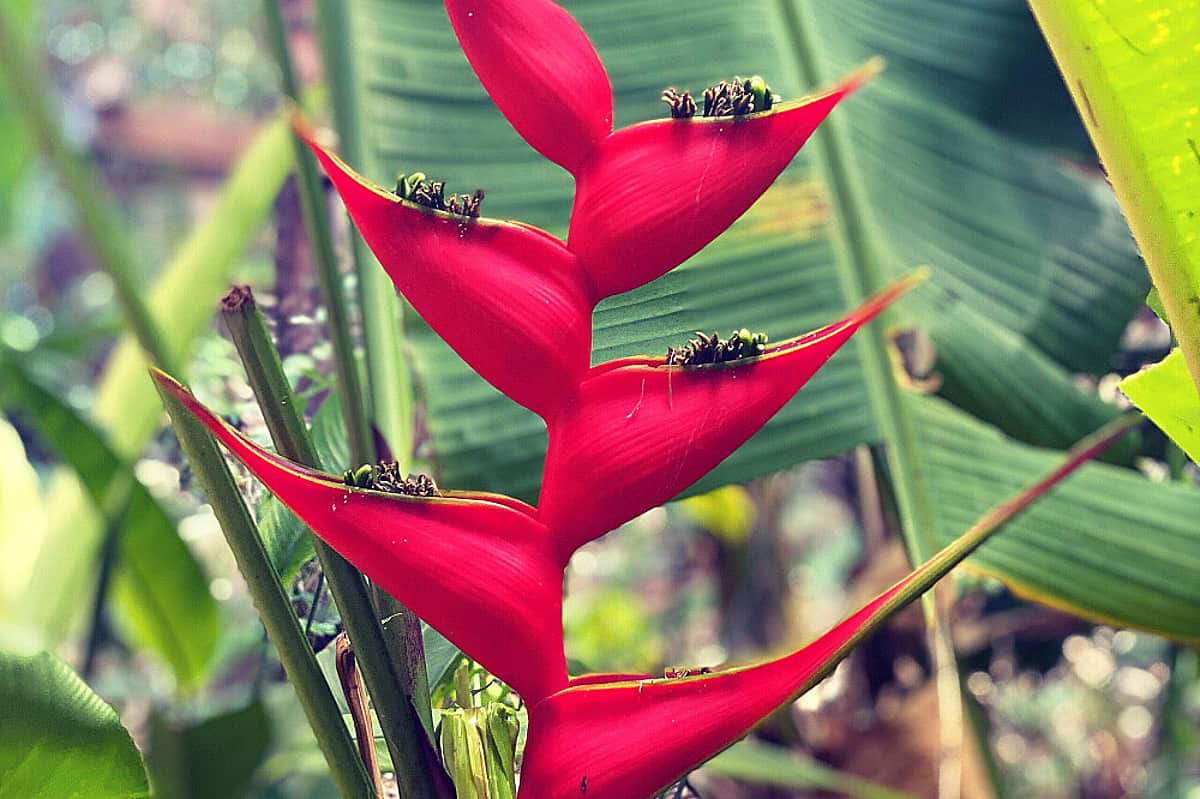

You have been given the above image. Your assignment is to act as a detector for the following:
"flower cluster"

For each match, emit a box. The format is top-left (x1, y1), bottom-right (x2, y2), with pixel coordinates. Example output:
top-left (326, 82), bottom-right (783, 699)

top-left (155, 0), bottom-right (926, 795)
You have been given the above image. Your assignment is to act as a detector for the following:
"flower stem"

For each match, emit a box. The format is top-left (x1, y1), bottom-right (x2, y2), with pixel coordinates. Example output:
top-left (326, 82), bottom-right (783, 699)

top-left (221, 290), bottom-right (449, 798)
top-left (262, 0), bottom-right (373, 464)
top-left (154, 381), bottom-right (375, 799)
top-left (311, 0), bottom-right (433, 739)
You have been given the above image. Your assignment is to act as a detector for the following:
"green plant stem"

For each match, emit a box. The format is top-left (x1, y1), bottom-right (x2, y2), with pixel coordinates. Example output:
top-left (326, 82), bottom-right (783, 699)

top-left (155, 382), bottom-right (374, 799)
top-left (221, 291), bottom-right (448, 798)
top-left (311, 0), bottom-right (431, 735)
top-left (0, 6), bottom-right (173, 374)
top-left (262, 0), bottom-right (373, 464)
top-left (779, 3), bottom-right (961, 795)
top-left (314, 0), bottom-right (415, 465)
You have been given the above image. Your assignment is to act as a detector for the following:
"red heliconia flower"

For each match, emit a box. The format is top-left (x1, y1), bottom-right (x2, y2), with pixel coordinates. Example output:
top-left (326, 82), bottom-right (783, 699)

top-left (298, 122), bottom-right (592, 419)
top-left (152, 371), bottom-right (570, 704)
top-left (444, 0), bottom-right (878, 300)
top-left (296, 2), bottom-right (874, 418)
top-left (538, 273), bottom-right (922, 562)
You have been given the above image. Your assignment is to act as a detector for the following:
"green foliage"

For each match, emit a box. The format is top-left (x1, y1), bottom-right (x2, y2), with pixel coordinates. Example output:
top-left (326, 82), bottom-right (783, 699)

top-left (30, 115), bottom-right (293, 650)
top-left (1121, 349), bottom-right (1200, 466)
top-left (0, 415), bottom-right (50, 650)
top-left (1031, 0), bottom-right (1200, 411)
top-left (704, 739), bottom-right (918, 799)
top-left (0, 651), bottom-right (149, 798)
top-left (148, 700), bottom-right (272, 799)
top-left (915, 396), bottom-right (1200, 639)
top-left (564, 589), bottom-right (662, 673)
top-left (0, 358), bottom-right (218, 687)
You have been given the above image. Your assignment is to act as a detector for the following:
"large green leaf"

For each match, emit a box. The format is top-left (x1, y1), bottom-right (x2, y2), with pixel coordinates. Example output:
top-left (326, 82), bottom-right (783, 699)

top-left (0, 651), bottom-right (149, 798)
top-left (31, 116), bottom-right (293, 648)
top-left (914, 395), bottom-right (1200, 640)
top-left (1030, 0), bottom-right (1200, 409)
top-left (0, 358), bottom-right (219, 687)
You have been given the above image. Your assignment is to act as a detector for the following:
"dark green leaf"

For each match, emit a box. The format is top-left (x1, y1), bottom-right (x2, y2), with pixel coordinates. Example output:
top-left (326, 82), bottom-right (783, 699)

top-left (914, 395), bottom-right (1200, 639)
top-left (147, 700), bottom-right (272, 799)
top-left (256, 495), bottom-right (315, 583)
top-left (422, 623), bottom-right (462, 690)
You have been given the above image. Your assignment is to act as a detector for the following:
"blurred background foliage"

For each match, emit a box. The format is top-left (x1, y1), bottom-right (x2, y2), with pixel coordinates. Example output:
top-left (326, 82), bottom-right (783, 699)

top-left (0, 1), bottom-right (1197, 798)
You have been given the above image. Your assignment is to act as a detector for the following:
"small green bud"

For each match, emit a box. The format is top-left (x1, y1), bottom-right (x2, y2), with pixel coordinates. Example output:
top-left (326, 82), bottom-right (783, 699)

top-left (747, 75), bottom-right (774, 112)
top-left (394, 171), bottom-right (428, 200)
top-left (342, 464), bottom-right (374, 488)
top-left (482, 705), bottom-right (520, 799)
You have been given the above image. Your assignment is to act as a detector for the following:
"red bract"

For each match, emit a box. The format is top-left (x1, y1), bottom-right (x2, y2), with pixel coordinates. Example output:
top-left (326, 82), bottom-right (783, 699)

top-left (568, 64), bottom-right (878, 300)
top-left (517, 411), bottom-right (1130, 799)
top-left (444, 0), bottom-right (613, 173)
top-left (518, 562), bottom-right (924, 798)
top-left (298, 123), bottom-right (592, 418)
top-left (444, 0), bottom-right (874, 301)
top-left (152, 371), bottom-right (570, 704)
top-left (538, 274), bottom-right (921, 560)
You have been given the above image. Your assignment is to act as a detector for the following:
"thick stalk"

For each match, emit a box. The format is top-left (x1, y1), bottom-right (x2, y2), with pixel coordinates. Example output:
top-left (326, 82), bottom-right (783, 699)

top-left (221, 290), bottom-right (448, 798)
top-left (155, 382), bottom-right (374, 799)
top-left (263, 0), bottom-right (373, 463)
top-left (313, 0), bottom-right (415, 464)
top-left (779, 3), bottom-right (961, 795)
top-left (311, 0), bottom-right (431, 735)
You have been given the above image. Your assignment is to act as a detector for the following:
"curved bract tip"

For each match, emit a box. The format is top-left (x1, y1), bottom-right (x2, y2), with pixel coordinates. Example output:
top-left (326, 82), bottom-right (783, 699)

top-left (151, 370), bottom-right (570, 703)
top-left (538, 272), bottom-right (921, 558)
top-left (567, 64), bottom-right (877, 302)
top-left (444, 0), bottom-right (613, 173)
top-left (297, 127), bottom-right (595, 419)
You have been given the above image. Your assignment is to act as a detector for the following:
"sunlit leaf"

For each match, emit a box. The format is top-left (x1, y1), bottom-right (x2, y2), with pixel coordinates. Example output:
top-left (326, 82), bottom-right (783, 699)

top-left (0, 651), bottom-right (149, 798)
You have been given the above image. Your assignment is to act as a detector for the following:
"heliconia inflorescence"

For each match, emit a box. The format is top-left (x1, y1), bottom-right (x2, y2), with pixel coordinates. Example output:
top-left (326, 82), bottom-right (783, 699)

top-left (147, 1), bottom-right (1038, 797)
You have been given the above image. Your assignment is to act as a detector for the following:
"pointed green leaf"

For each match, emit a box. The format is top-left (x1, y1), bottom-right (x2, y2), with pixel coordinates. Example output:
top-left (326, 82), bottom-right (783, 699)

top-left (1121, 348), bottom-right (1200, 465)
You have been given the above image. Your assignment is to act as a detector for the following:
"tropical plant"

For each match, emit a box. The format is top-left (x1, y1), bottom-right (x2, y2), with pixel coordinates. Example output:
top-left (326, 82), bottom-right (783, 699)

top-left (1, 0), bottom-right (1197, 797)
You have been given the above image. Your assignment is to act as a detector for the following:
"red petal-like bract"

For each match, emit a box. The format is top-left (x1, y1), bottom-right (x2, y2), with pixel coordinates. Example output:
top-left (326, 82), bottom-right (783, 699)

top-left (538, 274), bottom-right (920, 560)
top-left (299, 126), bottom-right (593, 418)
top-left (568, 62), bottom-right (879, 301)
top-left (518, 571), bottom-right (918, 799)
top-left (444, 0), bottom-right (613, 173)
top-left (520, 407), bottom-right (1129, 798)
top-left (153, 372), bottom-right (569, 703)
